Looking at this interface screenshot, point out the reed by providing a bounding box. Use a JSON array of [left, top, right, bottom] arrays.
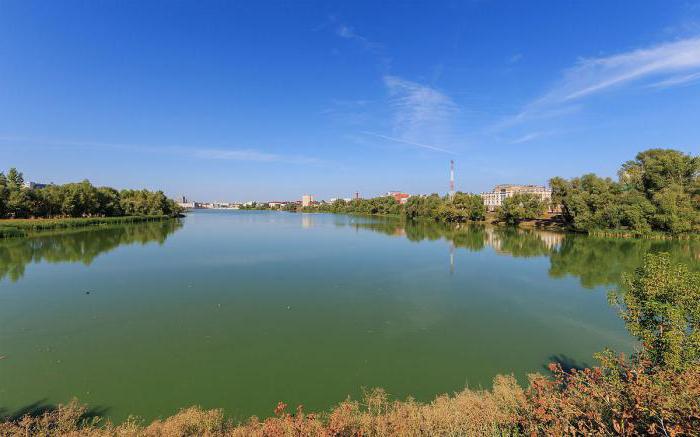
[[0, 216, 173, 239]]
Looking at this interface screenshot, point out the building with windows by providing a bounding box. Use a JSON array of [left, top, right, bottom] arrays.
[[301, 194, 314, 207], [480, 184, 552, 211]]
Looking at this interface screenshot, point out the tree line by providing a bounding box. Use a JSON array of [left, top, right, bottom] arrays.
[[295, 191, 547, 224], [551, 149, 698, 235], [0, 168, 182, 219], [291, 148, 698, 235]]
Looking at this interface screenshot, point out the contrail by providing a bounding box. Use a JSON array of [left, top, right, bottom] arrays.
[[360, 131, 457, 155]]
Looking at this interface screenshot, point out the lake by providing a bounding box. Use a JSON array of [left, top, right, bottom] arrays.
[[1, 210, 697, 422]]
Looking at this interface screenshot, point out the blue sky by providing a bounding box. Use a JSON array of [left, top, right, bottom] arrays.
[[1, 1, 699, 201]]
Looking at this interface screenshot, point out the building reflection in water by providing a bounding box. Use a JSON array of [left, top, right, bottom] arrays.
[[301, 214, 315, 229], [344, 217, 699, 289]]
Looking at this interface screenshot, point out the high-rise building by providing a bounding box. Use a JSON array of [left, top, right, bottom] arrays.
[[301, 194, 314, 207]]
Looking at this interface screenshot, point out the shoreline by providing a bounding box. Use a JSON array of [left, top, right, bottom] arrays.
[[0, 215, 179, 239], [273, 209, 698, 240]]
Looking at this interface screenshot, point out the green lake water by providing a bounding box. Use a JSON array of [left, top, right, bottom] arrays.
[[1, 210, 698, 422]]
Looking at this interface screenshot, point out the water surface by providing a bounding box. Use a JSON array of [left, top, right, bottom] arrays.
[[1, 211, 697, 422]]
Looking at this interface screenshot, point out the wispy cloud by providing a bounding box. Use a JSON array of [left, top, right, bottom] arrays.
[[556, 37, 700, 101], [510, 131, 549, 144], [384, 75, 458, 141], [648, 71, 700, 88], [336, 24, 382, 51], [508, 53, 523, 64], [194, 148, 321, 164], [0, 136, 322, 165], [507, 36, 700, 125], [359, 131, 456, 155]]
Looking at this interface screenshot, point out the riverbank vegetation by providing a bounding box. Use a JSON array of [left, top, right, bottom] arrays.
[[551, 149, 698, 236], [1, 253, 698, 436], [0, 168, 182, 220], [0, 215, 175, 239], [296, 192, 488, 223], [289, 149, 697, 237]]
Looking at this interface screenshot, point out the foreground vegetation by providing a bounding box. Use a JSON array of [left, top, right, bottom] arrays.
[[2, 253, 698, 436], [0, 168, 182, 220]]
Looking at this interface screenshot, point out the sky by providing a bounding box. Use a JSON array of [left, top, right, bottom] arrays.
[[1, 0, 700, 202]]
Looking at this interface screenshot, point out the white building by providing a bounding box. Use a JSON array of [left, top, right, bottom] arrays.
[[22, 181, 48, 189], [302, 194, 314, 207], [480, 184, 552, 211]]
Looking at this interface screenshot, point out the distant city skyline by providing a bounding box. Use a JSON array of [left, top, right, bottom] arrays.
[[1, 1, 699, 201]]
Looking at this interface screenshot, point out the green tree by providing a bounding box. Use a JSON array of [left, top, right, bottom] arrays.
[[7, 189, 35, 218], [498, 193, 546, 224], [404, 194, 443, 220], [96, 187, 123, 217], [553, 149, 699, 235], [620, 148, 699, 194], [0, 172, 8, 217], [6, 168, 24, 190], [610, 253, 700, 371], [451, 192, 485, 221]]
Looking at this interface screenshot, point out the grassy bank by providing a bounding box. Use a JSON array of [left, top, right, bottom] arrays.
[[0, 216, 176, 239]]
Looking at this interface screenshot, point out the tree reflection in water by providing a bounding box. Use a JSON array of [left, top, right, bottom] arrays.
[[0, 220, 182, 282], [347, 218, 699, 289]]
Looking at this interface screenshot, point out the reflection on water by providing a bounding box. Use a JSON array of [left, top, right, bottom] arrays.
[[2, 210, 680, 422], [0, 220, 182, 282], [346, 218, 699, 288]]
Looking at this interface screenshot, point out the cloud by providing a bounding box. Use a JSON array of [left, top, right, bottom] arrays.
[[359, 131, 456, 155], [0, 136, 321, 165], [384, 75, 458, 141], [510, 131, 557, 144], [194, 148, 321, 164], [510, 132, 547, 144], [508, 36, 700, 125], [648, 71, 700, 88], [335, 24, 381, 51], [508, 53, 523, 64]]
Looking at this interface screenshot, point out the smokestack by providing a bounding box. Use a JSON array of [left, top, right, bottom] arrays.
[[449, 160, 455, 199]]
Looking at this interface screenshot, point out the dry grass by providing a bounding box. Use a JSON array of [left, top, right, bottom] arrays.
[[3, 364, 699, 437]]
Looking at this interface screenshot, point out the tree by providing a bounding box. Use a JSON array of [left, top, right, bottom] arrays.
[[620, 149, 699, 194], [552, 149, 699, 235], [404, 194, 444, 220], [451, 192, 485, 221], [7, 190, 35, 218], [96, 187, 123, 217], [0, 172, 8, 217], [610, 253, 700, 371], [0, 167, 181, 218], [6, 168, 24, 190], [498, 193, 546, 224]]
